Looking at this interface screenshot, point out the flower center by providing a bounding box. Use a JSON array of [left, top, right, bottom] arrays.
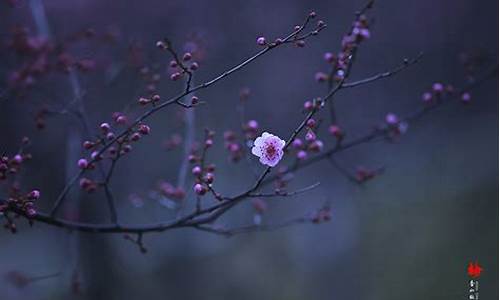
[[265, 144, 276, 158]]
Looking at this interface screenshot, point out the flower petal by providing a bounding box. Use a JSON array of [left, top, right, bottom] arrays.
[[253, 137, 264, 147], [251, 145, 262, 157], [279, 138, 286, 148]]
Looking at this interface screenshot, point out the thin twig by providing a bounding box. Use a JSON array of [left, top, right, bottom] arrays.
[[247, 182, 320, 198]]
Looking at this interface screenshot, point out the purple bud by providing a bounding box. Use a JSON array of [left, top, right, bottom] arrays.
[[292, 138, 303, 149], [190, 62, 199, 71], [12, 154, 23, 164], [78, 158, 88, 169], [27, 189, 40, 200], [360, 28, 370, 39], [115, 115, 127, 125], [461, 92, 471, 104], [304, 101, 313, 111], [204, 173, 214, 184], [256, 37, 266, 46], [138, 124, 151, 135], [194, 183, 206, 195], [297, 150, 308, 160], [247, 120, 259, 130], [205, 139, 213, 148], [324, 52, 335, 63], [295, 40, 305, 47], [308, 140, 323, 152], [192, 166, 202, 176], [100, 122, 111, 132], [91, 151, 101, 161], [305, 130, 316, 142], [385, 113, 399, 125], [131, 133, 141, 141], [183, 52, 192, 61], [432, 82, 444, 93], [328, 125, 343, 138], [315, 72, 328, 82], [421, 92, 433, 103], [170, 72, 181, 81], [26, 208, 37, 218]]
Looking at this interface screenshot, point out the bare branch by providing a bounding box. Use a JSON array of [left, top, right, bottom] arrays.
[[247, 182, 321, 198]]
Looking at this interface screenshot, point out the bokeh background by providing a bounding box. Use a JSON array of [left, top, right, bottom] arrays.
[[0, 0, 498, 299]]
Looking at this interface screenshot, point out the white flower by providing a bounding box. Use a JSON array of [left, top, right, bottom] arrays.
[[251, 132, 286, 167]]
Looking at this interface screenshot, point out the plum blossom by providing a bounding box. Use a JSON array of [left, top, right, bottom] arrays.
[[251, 132, 286, 167]]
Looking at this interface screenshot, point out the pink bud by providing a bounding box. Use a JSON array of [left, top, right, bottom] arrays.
[[170, 72, 181, 81], [182, 52, 192, 61], [247, 120, 258, 131], [292, 138, 303, 149], [306, 119, 316, 128], [297, 150, 307, 160], [106, 132, 115, 140], [27, 189, 40, 200], [130, 132, 141, 141], [78, 158, 88, 169], [190, 62, 199, 71], [228, 143, 240, 152], [100, 122, 111, 132], [324, 52, 335, 63], [80, 178, 92, 189], [295, 40, 305, 47], [115, 115, 127, 124], [385, 113, 399, 125], [328, 125, 343, 138], [315, 72, 327, 82], [252, 198, 268, 213], [83, 141, 94, 149], [432, 82, 444, 93], [256, 37, 266, 46], [192, 166, 202, 176], [204, 172, 214, 184], [26, 207, 37, 218], [138, 124, 151, 135], [421, 92, 433, 103], [194, 183, 206, 195], [304, 101, 313, 111], [12, 154, 23, 164], [91, 151, 101, 161], [156, 40, 167, 49], [461, 92, 471, 104], [122, 144, 132, 153], [138, 97, 150, 105], [305, 130, 316, 142], [308, 140, 323, 152]]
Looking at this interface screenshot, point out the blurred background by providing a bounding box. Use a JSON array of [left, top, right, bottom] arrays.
[[0, 0, 498, 299]]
